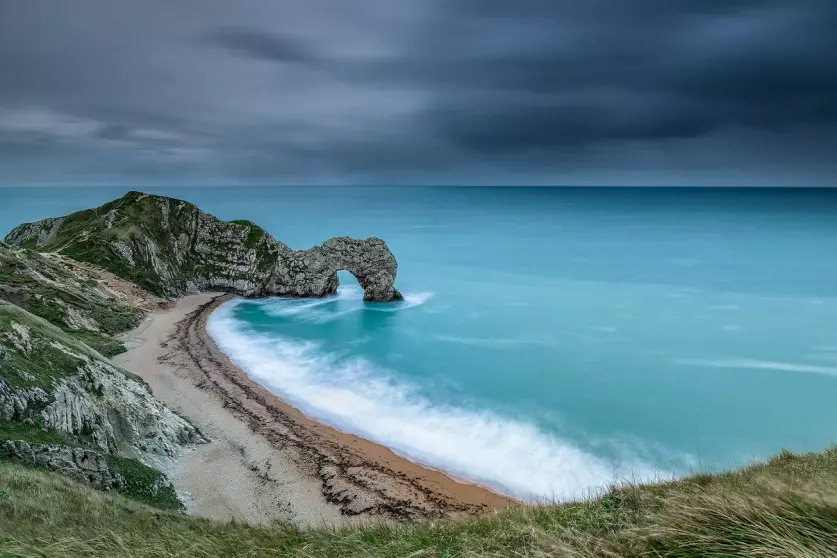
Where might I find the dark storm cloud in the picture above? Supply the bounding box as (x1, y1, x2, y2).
(407, 0, 837, 152)
(203, 27, 320, 64)
(0, 0, 835, 185)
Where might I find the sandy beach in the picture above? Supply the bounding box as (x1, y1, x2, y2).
(113, 294, 514, 527)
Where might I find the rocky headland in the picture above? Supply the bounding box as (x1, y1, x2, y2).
(5, 191, 403, 302)
(0, 191, 509, 524)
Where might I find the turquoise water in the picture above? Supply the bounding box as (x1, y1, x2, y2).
(3, 187, 837, 499)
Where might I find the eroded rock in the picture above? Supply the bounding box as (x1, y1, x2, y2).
(5, 191, 404, 302)
(0, 440, 124, 490)
(267, 237, 403, 301)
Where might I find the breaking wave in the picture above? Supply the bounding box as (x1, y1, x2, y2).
(207, 299, 664, 500)
(260, 285, 433, 322)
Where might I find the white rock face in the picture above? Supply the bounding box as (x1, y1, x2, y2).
(112, 241, 136, 266)
(7, 322, 32, 354)
(5, 217, 65, 248)
(65, 307, 100, 331)
(268, 237, 403, 301)
(41, 359, 204, 468)
(0, 380, 49, 422)
(0, 301, 206, 472)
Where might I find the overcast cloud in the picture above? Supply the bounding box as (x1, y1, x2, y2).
(0, 0, 835, 186)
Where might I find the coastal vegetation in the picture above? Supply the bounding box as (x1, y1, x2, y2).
(0, 237, 201, 516)
(0, 298, 190, 513)
(4, 191, 281, 298)
(1, 446, 835, 557)
(0, 242, 146, 356)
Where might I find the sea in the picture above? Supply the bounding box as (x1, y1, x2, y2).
(3, 186, 837, 501)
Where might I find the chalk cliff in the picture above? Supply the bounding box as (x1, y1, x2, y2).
(0, 297, 204, 508)
(5, 191, 403, 302)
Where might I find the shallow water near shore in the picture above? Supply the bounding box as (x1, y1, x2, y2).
(5, 186, 837, 500)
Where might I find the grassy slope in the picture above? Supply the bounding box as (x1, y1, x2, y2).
(0, 300, 179, 511)
(0, 448, 835, 557)
(0, 299, 99, 390)
(0, 242, 144, 356)
(5, 191, 279, 297)
(0, 298, 147, 391)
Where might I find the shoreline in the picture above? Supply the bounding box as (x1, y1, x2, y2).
(114, 293, 514, 526)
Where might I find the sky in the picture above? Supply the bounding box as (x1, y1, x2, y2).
(0, 0, 835, 187)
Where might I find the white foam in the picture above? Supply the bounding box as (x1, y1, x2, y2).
(677, 358, 837, 378)
(368, 291, 434, 312)
(208, 300, 663, 500)
(264, 287, 435, 323)
(262, 285, 363, 317)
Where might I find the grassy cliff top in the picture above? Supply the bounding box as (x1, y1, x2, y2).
(0, 298, 138, 390)
(1, 446, 835, 557)
(4, 191, 281, 297)
(6, 191, 264, 248)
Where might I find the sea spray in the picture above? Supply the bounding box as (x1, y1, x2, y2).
(207, 296, 662, 500)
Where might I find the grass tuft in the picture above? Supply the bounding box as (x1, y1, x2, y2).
(1, 447, 837, 557)
(0, 422, 69, 446)
(104, 455, 183, 512)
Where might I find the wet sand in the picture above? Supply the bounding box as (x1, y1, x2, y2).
(114, 293, 514, 527)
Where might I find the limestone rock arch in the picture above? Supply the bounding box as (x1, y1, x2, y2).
(266, 237, 404, 302)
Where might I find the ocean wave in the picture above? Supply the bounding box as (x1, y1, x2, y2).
(208, 300, 663, 500)
(261, 285, 363, 317)
(263, 286, 434, 323)
(435, 334, 558, 348)
(676, 358, 837, 377)
(368, 291, 434, 312)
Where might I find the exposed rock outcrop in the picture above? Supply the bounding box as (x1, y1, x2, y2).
(5, 191, 403, 302)
(43, 359, 205, 466)
(0, 191, 403, 509)
(267, 236, 402, 302)
(0, 380, 49, 422)
(0, 440, 123, 490)
(0, 300, 205, 470)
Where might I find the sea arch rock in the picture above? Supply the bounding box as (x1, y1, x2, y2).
(266, 237, 403, 302)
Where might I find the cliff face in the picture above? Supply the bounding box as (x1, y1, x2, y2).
(0, 191, 402, 506)
(0, 298, 204, 455)
(0, 297, 204, 507)
(5, 191, 403, 302)
(0, 240, 205, 507)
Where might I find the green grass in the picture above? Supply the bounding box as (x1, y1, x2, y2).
(0, 422, 68, 446)
(0, 242, 144, 336)
(64, 329, 126, 357)
(0, 448, 836, 557)
(0, 299, 141, 391)
(0, 422, 182, 513)
(104, 455, 183, 512)
(230, 219, 258, 227)
(0, 301, 89, 390)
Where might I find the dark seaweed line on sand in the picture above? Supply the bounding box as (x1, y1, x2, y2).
(160, 296, 488, 520)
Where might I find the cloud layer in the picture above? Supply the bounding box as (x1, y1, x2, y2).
(1, 0, 835, 185)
